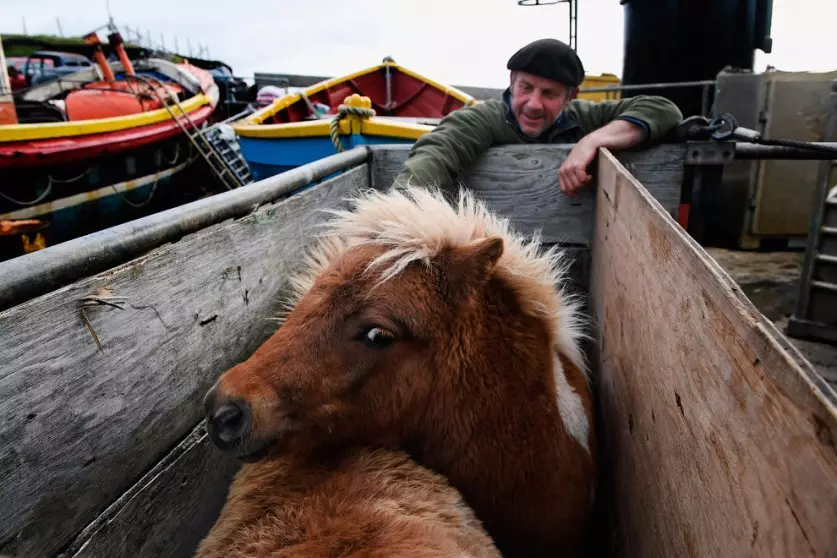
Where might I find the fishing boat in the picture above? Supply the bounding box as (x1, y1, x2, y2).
(0, 27, 220, 260)
(232, 59, 475, 181)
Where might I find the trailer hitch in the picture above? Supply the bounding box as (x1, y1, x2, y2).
(669, 115, 718, 142)
(708, 113, 837, 156)
(671, 113, 837, 160)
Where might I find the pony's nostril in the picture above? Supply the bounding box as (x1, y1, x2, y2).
(210, 401, 251, 447)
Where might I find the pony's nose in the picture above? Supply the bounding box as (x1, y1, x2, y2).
(205, 388, 252, 450)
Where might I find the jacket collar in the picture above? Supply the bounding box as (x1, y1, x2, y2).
(502, 88, 579, 141)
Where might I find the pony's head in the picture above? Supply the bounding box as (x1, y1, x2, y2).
(203, 185, 587, 463)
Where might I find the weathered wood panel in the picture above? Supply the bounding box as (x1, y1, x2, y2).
(0, 165, 369, 557)
(591, 149, 837, 557)
(369, 143, 685, 245)
(59, 423, 239, 558)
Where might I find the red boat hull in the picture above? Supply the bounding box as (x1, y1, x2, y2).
(266, 65, 472, 124)
(0, 104, 214, 169)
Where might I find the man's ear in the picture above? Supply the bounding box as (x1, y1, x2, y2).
(568, 87, 580, 102)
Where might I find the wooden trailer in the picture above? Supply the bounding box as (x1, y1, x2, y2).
(0, 143, 835, 557)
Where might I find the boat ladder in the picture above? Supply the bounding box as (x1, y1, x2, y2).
(787, 80, 837, 344)
(201, 108, 254, 186)
(131, 75, 250, 191)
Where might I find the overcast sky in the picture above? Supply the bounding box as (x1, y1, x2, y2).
(3, 0, 835, 88)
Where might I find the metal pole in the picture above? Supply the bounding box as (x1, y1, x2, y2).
(0, 147, 371, 312)
(580, 80, 717, 94)
(570, 0, 578, 52)
(701, 83, 710, 116)
(733, 142, 837, 159)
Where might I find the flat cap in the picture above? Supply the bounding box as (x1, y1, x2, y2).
(506, 38, 585, 87)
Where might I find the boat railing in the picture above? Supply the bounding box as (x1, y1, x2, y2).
(0, 146, 370, 312)
(580, 79, 718, 116)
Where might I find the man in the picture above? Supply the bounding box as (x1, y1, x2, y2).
(393, 38, 683, 195)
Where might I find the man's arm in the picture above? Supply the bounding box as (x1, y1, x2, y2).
(392, 102, 503, 188)
(560, 95, 683, 195)
(559, 119, 646, 194)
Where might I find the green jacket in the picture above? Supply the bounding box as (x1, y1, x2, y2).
(393, 89, 683, 187)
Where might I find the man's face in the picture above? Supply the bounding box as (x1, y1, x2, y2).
(509, 71, 578, 137)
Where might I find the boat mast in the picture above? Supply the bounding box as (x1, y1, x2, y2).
(83, 31, 116, 82)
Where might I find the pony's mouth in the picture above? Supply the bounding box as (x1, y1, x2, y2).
(235, 416, 302, 462)
(236, 438, 283, 463)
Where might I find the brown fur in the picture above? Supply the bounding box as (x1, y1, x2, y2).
(195, 447, 500, 557)
(203, 187, 597, 557)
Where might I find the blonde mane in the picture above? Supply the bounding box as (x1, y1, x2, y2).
(281, 185, 588, 374)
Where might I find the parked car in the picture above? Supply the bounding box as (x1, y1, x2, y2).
(19, 51, 94, 86)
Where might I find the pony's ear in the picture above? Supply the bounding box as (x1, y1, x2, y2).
(462, 237, 504, 275)
(443, 236, 504, 291)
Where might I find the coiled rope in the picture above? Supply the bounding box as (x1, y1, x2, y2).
(329, 104, 376, 152)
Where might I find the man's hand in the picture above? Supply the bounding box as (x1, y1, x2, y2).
(558, 119, 648, 196)
(559, 139, 597, 196)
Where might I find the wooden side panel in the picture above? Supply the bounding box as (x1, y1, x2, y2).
(591, 149, 837, 557)
(369, 144, 685, 246)
(60, 424, 239, 558)
(0, 166, 369, 557)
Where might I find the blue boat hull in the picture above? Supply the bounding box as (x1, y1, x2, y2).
(238, 134, 416, 182)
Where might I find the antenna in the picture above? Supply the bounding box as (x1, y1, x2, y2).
(517, 0, 578, 52)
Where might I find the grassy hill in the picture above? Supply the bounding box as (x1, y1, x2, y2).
(1, 33, 230, 72)
(1, 33, 143, 58)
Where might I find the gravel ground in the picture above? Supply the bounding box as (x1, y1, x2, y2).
(705, 248, 837, 388)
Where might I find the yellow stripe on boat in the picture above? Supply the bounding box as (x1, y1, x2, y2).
(234, 119, 348, 139)
(0, 93, 211, 143)
(233, 116, 434, 141)
(361, 119, 434, 140)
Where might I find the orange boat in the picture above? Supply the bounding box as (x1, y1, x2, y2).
(0, 27, 220, 260)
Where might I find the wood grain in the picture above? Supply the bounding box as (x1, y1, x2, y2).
(60, 423, 240, 558)
(0, 165, 368, 557)
(591, 149, 837, 557)
(369, 143, 685, 246)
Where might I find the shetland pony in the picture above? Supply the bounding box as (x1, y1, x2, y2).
(194, 447, 500, 557)
(203, 185, 597, 557)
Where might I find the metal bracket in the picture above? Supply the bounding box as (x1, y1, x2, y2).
(683, 142, 736, 166)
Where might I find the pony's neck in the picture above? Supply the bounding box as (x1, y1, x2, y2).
(405, 281, 594, 556)
(417, 311, 566, 469)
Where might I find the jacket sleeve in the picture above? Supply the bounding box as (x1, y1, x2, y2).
(392, 102, 503, 188)
(570, 95, 683, 142)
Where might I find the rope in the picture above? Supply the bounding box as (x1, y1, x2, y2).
(0, 166, 92, 206)
(329, 104, 376, 152)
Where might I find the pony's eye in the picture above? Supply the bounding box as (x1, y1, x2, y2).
(360, 327, 395, 348)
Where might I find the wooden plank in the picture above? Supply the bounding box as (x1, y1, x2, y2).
(369, 143, 685, 246)
(590, 149, 837, 558)
(0, 165, 369, 557)
(59, 423, 239, 558)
